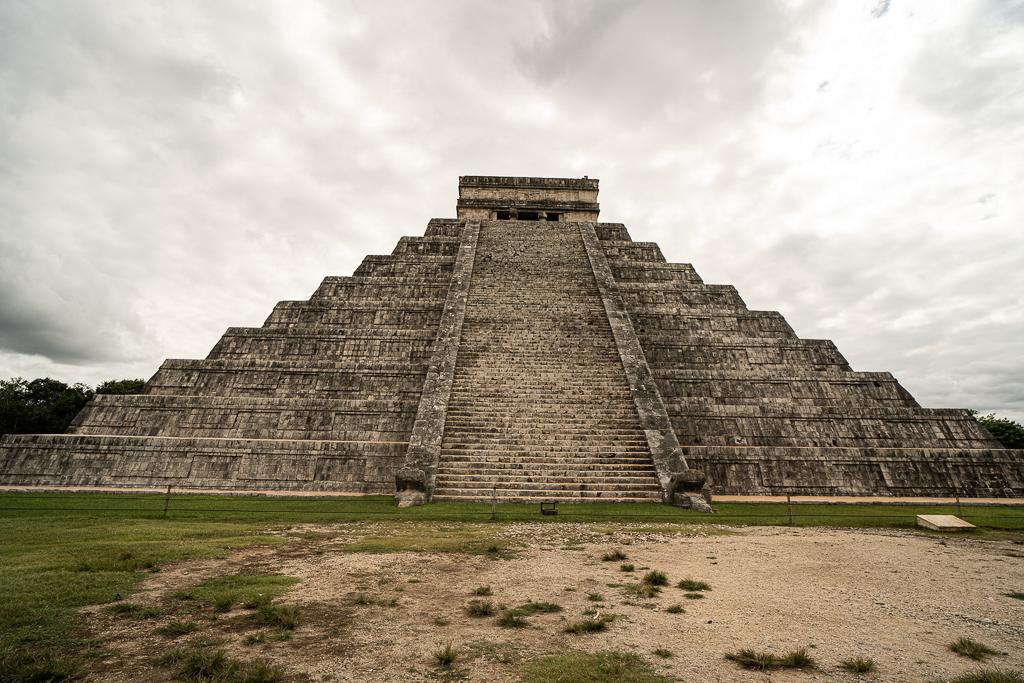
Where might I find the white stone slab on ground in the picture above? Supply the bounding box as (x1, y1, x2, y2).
(916, 514, 976, 531)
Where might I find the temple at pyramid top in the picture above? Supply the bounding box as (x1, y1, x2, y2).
(1, 175, 1021, 503)
(457, 175, 600, 221)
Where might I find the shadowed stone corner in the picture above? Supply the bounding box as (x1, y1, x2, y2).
(668, 470, 714, 513)
(394, 467, 428, 508)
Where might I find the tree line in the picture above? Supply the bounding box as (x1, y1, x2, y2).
(0, 377, 145, 438)
(972, 411, 1024, 449)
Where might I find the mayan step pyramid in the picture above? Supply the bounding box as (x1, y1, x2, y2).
(1, 176, 1021, 503)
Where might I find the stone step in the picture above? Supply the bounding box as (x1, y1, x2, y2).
(445, 411, 639, 419)
(444, 415, 641, 423)
(436, 471, 658, 483)
(450, 381, 627, 387)
(441, 446, 650, 454)
(447, 404, 636, 410)
(434, 479, 661, 493)
(436, 462, 657, 474)
(445, 411, 641, 419)
(444, 411, 642, 423)
(443, 431, 644, 440)
(442, 427, 645, 436)
(440, 443, 650, 453)
(439, 453, 654, 465)
(431, 489, 663, 502)
(446, 402, 637, 409)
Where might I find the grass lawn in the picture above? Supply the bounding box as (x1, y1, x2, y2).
(0, 492, 1021, 680)
(4, 492, 1024, 526)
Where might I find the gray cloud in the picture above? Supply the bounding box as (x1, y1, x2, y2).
(0, 0, 1021, 421)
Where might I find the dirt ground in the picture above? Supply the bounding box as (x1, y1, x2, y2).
(85, 522, 1024, 682)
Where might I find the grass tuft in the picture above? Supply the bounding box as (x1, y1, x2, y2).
(725, 647, 817, 671)
(623, 583, 661, 599)
(840, 656, 878, 674)
(521, 650, 671, 683)
(664, 604, 684, 614)
(157, 646, 284, 682)
(620, 563, 634, 572)
(433, 642, 457, 668)
(253, 603, 300, 630)
(155, 620, 200, 638)
(780, 648, 817, 669)
(949, 637, 1000, 661)
(587, 592, 604, 602)
(642, 571, 668, 587)
(176, 648, 231, 679)
(212, 594, 235, 612)
(726, 649, 778, 671)
(496, 601, 562, 628)
(244, 632, 267, 646)
(683, 592, 705, 600)
(564, 614, 616, 634)
(676, 579, 711, 592)
(352, 593, 397, 608)
(602, 550, 628, 562)
(514, 601, 563, 615)
(472, 586, 492, 596)
(944, 671, 1024, 683)
(497, 611, 528, 629)
(465, 599, 495, 617)
(1003, 591, 1024, 601)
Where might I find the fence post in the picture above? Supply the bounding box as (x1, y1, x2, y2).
(786, 493, 794, 526)
(163, 485, 173, 518)
(955, 493, 962, 518)
(490, 486, 497, 522)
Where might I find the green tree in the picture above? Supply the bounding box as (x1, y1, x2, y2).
(0, 377, 146, 438)
(96, 378, 146, 395)
(0, 378, 95, 437)
(973, 411, 1024, 449)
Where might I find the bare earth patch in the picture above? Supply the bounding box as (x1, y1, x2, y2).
(83, 523, 1024, 682)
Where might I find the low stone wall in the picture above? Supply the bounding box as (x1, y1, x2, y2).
(686, 445, 1024, 497)
(0, 434, 404, 493)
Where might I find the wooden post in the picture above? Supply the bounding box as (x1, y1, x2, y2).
(163, 485, 172, 518)
(786, 493, 794, 526)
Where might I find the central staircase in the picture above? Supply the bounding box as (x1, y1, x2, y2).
(431, 221, 663, 501)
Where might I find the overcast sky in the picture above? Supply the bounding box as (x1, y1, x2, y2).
(1, 0, 1022, 420)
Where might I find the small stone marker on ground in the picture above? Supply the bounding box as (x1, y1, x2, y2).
(916, 514, 976, 531)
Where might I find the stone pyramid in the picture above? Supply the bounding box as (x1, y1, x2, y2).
(1, 176, 1021, 504)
